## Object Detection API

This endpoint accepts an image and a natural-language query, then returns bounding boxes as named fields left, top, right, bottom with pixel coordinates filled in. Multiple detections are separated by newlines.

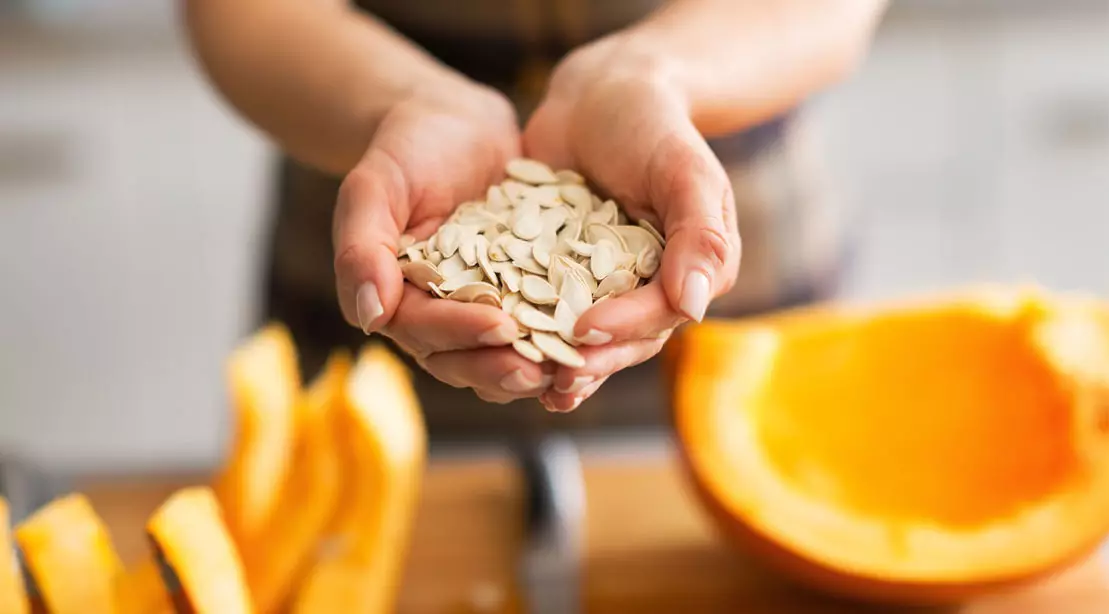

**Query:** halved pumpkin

left=671, top=286, right=1109, bottom=604
left=147, top=487, right=253, bottom=614
left=14, top=494, right=129, bottom=613
left=0, top=498, right=29, bottom=614
left=247, top=350, right=350, bottom=613
left=292, top=344, right=426, bottom=614
left=214, top=324, right=301, bottom=550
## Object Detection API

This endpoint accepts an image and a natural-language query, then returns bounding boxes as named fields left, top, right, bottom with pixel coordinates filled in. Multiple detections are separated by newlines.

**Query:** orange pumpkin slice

left=671, top=286, right=1109, bottom=604
left=0, top=498, right=29, bottom=614
left=247, top=350, right=350, bottom=613
left=214, top=324, right=301, bottom=550
left=292, top=344, right=426, bottom=614
left=14, top=494, right=129, bottom=614
left=148, top=487, right=253, bottom=614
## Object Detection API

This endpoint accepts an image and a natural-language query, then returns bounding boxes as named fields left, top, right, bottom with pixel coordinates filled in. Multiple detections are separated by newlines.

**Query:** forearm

left=184, top=0, right=465, bottom=175
left=616, top=0, right=888, bottom=135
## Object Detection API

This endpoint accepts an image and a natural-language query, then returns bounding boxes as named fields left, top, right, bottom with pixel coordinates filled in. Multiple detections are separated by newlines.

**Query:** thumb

left=333, top=148, right=409, bottom=334
left=652, top=130, right=742, bottom=323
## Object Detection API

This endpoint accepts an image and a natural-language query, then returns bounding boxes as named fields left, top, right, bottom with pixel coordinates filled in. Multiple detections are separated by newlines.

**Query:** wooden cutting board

left=82, top=450, right=1109, bottom=613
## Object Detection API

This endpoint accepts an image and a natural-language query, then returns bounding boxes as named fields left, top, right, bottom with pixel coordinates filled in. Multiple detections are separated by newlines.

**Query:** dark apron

left=260, top=0, right=849, bottom=443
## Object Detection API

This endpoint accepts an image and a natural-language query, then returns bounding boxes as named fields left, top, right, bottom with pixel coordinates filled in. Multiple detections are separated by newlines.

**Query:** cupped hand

left=523, top=39, right=742, bottom=412
left=334, top=78, right=554, bottom=403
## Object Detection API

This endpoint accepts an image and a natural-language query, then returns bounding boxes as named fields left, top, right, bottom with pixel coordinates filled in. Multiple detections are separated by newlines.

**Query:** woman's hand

left=523, top=39, right=742, bottom=412
left=334, top=79, right=555, bottom=403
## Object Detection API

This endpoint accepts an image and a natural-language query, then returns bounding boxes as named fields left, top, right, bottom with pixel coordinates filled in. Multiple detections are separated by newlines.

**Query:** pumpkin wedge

left=214, top=324, right=301, bottom=550
left=292, top=344, right=426, bottom=614
left=247, top=350, right=350, bottom=613
left=0, top=498, right=29, bottom=614
left=148, top=487, right=253, bottom=614
left=671, top=286, right=1109, bottom=605
left=14, top=494, right=131, bottom=614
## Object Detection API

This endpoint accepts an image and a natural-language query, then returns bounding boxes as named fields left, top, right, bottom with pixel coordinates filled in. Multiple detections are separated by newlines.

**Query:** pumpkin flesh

left=292, top=345, right=426, bottom=614
left=674, top=289, right=1109, bottom=603
left=0, top=498, right=29, bottom=614
left=147, top=487, right=253, bottom=614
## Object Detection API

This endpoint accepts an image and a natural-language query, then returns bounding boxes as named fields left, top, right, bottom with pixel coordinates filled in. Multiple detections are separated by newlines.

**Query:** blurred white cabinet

left=815, top=3, right=1109, bottom=299
left=0, top=29, right=272, bottom=471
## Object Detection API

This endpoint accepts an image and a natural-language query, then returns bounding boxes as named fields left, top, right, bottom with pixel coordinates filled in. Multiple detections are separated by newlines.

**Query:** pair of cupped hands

left=334, top=41, right=741, bottom=412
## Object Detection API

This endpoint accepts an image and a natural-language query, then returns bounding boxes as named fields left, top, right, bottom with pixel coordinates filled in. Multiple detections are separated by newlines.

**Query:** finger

left=420, top=347, right=555, bottom=402
left=650, top=123, right=742, bottom=322
left=382, top=284, right=521, bottom=358
left=571, top=282, right=685, bottom=346
left=541, top=375, right=610, bottom=413
left=550, top=337, right=669, bottom=396
left=333, top=148, right=410, bottom=334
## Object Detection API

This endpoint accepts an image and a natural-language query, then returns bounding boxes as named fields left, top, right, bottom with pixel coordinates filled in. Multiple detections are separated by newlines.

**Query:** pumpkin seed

left=396, top=158, right=664, bottom=366
left=521, top=275, right=559, bottom=305
left=513, top=338, right=545, bottom=363
left=506, top=158, right=559, bottom=185
left=531, top=332, right=586, bottom=368
left=401, top=260, right=443, bottom=290
left=514, top=303, right=561, bottom=332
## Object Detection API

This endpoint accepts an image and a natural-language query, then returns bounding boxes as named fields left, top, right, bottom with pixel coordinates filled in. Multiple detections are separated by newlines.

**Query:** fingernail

left=500, top=370, right=547, bottom=393
left=478, top=324, right=517, bottom=346
left=555, top=376, right=593, bottom=394
left=680, top=271, right=711, bottom=322
left=561, top=396, right=585, bottom=413
left=576, top=329, right=612, bottom=346
left=356, top=282, right=384, bottom=334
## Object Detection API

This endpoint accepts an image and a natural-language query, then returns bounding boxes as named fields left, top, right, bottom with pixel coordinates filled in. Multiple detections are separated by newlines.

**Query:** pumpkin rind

left=671, top=287, right=1109, bottom=604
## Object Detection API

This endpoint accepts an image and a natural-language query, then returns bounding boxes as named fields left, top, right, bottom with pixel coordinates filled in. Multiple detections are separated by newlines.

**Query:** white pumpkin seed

left=594, top=269, right=637, bottom=298
left=638, top=219, right=666, bottom=245
left=565, top=239, right=594, bottom=257
left=459, top=233, right=479, bottom=267
left=613, top=225, right=660, bottom=256
left=560, top=272, right=593, bottom=315
left=439, top=253, right=467, bottom=279
left=401, top=260, right=443, bottom=290
left=636, top=246, right=660, bottom=278
left=513, top=338, right=545, bottom=363
left=506, top=158, right=559, bottom=185
left=531, top=332, right=586, bottom=368
left=512, top=255, right=547, bottom=276
left=475, top=235, right=498, bottom=286
left=405, top=246, right=425, bottom=262
left=426, top=251, right=444, bottom=266
left=554, top=299, right=579, bottom=345
left=591, top=240, right=618, bottom=280
left=448, top=282, right=501, bottom=306
left=428, top=282, right=447, bottom=298
left=439, top=268, right=484, bottom=292
left=555, top=169, right=585, bottom=184
left=514, top=303, right=561, bottom=332
left=438, top=223, right=461, bottom=257
left=498, top=264, right=522, bottom=293
left=521, top=275, right=559, bottom=305
left=487, top=185, right=511, bottom=211
left=585, top=223, right=628, bottom=251
left=502, top=291, right=522, bottom=314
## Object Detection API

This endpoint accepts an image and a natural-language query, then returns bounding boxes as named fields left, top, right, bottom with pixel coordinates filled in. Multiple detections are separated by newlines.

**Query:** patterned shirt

left=264, top=0, right=849, bottom=438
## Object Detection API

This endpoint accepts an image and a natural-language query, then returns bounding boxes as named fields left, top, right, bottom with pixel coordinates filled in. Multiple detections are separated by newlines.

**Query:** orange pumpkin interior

left=673, top=287, right=1109, bottom=601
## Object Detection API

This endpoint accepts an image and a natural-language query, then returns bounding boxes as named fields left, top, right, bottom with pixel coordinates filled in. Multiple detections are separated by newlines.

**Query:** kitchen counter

left=79, top=446, right=1109, bottom=613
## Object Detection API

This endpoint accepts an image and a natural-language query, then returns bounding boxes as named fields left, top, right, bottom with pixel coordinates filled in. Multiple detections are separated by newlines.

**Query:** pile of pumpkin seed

left=398, top=158, right=665, bottom=369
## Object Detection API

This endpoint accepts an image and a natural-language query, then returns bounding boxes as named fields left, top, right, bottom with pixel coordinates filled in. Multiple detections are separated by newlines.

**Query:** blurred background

left=1, top=0, right=1107, bottom=474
